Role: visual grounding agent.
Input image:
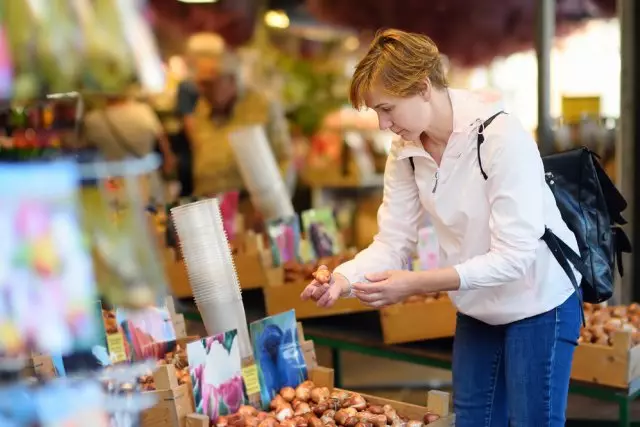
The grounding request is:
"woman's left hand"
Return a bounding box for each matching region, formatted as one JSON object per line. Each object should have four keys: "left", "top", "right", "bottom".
{"left": 352, "top": 270, "right": 420, "bottom": 308}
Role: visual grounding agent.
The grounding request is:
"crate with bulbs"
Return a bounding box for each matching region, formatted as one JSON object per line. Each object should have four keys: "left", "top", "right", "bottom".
{"left": 264, "top": 253, "right": 377, "bottom": 320}
{"left": 571, "top": 302, "right": 640, "bottom": 389}
{"left": 213, "top": 368, "right": 452, "bottom": 427}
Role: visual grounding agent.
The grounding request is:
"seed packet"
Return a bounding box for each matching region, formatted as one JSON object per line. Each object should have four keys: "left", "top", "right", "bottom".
{"left": 249, "top": 310, "right": 307, "bottom": 409}
{"left": 266, "top": 215, "right": 301, "bottom": 267}
{"left": 187, "top": 330, "right": 246, "bottom": 422}
{"left": 301, "top": 208, "right": 340, "bottom": 258}
{"left": 0, "top": 161, "right": 100, "bottom": 356}
{"left": 116, "top": 305, "right": 176, "bottom": 362}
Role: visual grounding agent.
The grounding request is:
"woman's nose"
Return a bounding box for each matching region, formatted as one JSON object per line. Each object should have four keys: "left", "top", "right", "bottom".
{"left": 378, "top": 115, "right": 391, "bottom": 131}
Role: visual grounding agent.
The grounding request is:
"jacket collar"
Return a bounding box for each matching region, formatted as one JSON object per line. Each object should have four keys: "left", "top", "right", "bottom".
{"left": 393, "top": 88, "right": 506, "bottom": 159}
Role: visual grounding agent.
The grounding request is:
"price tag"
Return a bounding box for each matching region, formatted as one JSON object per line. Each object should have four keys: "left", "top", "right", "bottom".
{"left": 106, "top": 333, "right": 127, "bottom": 363}
{"left": 241, "top": 364, "right": 261, "bottom": 395}
{"left": 561, "top": 96, "right": 601, "bottom": 124}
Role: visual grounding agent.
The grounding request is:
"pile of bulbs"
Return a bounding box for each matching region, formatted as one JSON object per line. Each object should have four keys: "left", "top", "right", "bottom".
{"left": 218, "top": 380, "right": 442, "bottom": 427}
{"left": 580, "top": 302, "right": 640, "bottom": 346}
{"left": 138, "top": 345, "right": 190, "bottom": 391}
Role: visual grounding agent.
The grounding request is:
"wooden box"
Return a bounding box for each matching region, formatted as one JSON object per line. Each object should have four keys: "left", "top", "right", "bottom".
{"left": 379, "top": 298, "right": 457, "bottom": 344}
{"left": 141, "top": 365, "right": 195, "bottom": 427}
{"left": 309, "top": 367, "right": 453, "bottom": 427}
{"left": 263, "top": 280, "right": 374, "bottom": 319}
{"left": 571, "top": 330, "right": 640, "bottom": 389}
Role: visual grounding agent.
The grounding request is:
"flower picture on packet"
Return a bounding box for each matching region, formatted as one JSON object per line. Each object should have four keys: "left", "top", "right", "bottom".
{"left": 187, "top": 330, "right": 246, "bottom": 422}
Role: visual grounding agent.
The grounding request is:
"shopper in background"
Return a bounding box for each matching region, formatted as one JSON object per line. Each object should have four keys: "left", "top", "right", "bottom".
{"left": 301, "top": 29, "right": 580, "bottom": 427}
{"left": 173, "top": 33, "right": 226, "bottom": 197}
{"left": 188, "top": 42, "right": 293, "bottom": 203}
{"left": 82, "top": 91, "right": 177, "bottom": 204}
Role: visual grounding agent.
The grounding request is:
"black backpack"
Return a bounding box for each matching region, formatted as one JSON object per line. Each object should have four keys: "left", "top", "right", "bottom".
{"left": 409, "top": 111, "right": 632, "bottom": 316}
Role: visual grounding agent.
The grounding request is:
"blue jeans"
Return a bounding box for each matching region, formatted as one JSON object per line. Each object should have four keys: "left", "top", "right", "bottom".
{"left": 452, "top": 292, "right": 581, "bottom": 427}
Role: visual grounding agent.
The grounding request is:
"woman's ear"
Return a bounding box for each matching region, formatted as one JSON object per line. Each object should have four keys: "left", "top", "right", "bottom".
{"left": 420, "top": 78, "right": 432, "bottom": 102}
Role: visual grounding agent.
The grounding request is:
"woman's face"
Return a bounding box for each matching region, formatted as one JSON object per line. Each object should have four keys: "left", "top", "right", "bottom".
{"left": 365, "top": 86, "right": 432, "bottom": 142}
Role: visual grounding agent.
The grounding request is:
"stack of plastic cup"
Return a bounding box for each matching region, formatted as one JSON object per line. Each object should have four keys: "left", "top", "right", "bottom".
{"left": 170, "top": 198, "right": 252, "bottom": 360}
{"left": 229, "top": 125, "right": 295, "bottom": 221}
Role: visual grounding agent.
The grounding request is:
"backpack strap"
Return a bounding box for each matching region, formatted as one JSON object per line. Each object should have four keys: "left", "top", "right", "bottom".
{"left": 541, "top": 228, "right": 586, "bottom": 326}
{"left": 477, "top": 111, "right": 506, "bottom": 180}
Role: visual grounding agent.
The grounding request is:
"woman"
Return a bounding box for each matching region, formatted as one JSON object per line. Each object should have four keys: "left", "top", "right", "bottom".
{"left": 300, "top": 29, "right": 581, "bottom": 427}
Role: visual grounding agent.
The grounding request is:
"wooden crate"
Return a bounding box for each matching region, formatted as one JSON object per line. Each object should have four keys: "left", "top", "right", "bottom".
{"left": 309, "top": 367, "right": 453, "bottom": 427}
{"left": 141, "top": 365, "right": 195, "bottom": 427}
{"left": 263, "top": 280, "right": 374, "bottom": 319}
{"left": 571, "top": 330, "right": 640, "bottom": 389}
{"left": 379, "top": 298, "right": 457, "bottom": 344}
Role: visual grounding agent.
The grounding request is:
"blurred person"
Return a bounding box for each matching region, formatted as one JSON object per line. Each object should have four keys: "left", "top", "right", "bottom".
{"left": 189, "top": 46, "right": 293, "bottom": 207}
{"left": 301, "top": 29, "right": 581, "bottom": 427}
{"left": 172, "top": 33, "right": 227, "bottom": 197}
{"left": 82, "top": 92, "right": 177, "bottom": 204}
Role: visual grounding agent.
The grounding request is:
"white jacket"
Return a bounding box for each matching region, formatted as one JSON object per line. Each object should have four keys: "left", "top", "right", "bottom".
{"left": 334, "top": 89, "right": 580, "bottom": 325}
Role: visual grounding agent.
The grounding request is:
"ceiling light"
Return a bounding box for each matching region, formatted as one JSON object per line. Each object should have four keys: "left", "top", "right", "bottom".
{"left": 264, "top": 10, "right": 290, "bottom": 29}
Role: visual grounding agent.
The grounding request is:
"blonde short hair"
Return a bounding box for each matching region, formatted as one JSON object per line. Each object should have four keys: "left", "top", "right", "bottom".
{"left": 349, "top": 29, "right": 448, "bottom": 110}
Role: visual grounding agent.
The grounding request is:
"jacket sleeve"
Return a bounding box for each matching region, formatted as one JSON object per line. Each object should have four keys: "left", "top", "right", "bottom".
{"left": 453, "top": 115, "right": 545, "bottom": 290}
{"left": 334, "top": 150, "right": 423, "bottom": 285}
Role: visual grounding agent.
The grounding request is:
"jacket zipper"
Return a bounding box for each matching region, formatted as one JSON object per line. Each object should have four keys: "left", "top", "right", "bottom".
{"left": 432, "top": 169, "right": 440, "bottom": 193}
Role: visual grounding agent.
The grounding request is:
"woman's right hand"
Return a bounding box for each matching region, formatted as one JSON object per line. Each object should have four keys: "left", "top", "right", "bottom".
{"left": 300, "top": 265, "right": 350, "bottom": 308}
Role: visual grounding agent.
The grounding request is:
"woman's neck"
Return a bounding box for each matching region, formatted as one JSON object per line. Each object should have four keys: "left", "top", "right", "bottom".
{"left": 421, "top": 88, "right": 453, "bottom": 147}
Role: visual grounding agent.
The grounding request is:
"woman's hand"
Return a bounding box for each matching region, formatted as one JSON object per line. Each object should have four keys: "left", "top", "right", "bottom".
{"left": 300, "top": 266, "right": 350, "bottom": 308}
{"left": 352, "top": 270, "right": 420, "bottom": 308}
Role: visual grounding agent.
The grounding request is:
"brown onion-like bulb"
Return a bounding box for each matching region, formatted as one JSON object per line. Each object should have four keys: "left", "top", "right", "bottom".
{"left": 277, "top": 406, "right": 294, "bottom": 422}
{"left": 308, "top": 416, "right": 323, "bottom": 427}
{"left": 258, "top": 419, "right": 279, "bottom": 427}
{"left": 281, "top": 420, "right": 297, "bottom": 427}
{"left": 334, "top": 409, "right": 351, "bottom": 425}
{"left": 295, "top": 385, "right": 312, "bottom": 402}
{"left": 294, "top": 403, "right": 311, "bottom": 416}
{"left": 406, "top": 420, "right": 423, "bottom": 427}
{"left": 311, "top": 387, "right": 331, "bottom": 403}
{"left": 217, "top": 416, "right": 229, "bottom": 427}
{"left": 344, "top": 394, "right": 366, "bottom": 411}
{"left": 367, "top": 405, "right": 384, "bottom": 415}
{"left": 271, "top": 395, "right": 287, "bottom": 410}
{"left": 330, "top": 390, "right": 350, "bottom": 402}
{"left": 344, "top": 417, "right": 359, "bottom": 427}
{"left": 244, "top": 417, "right": 259, "bottom": 427}
{"left": 321, "top": 413, "right": 335, "bottom": 424}
{"left": 281, "top": 387, "right": 296, "bottom": 402}
{"left": 423, "top": 413, "right": 441, "bottom": 424}
{"left": 313, "top": 403, "right": 328, "bottom": 416}
{"left": 239, "top": 405, "right": 259, "bottom": 417}
{"left": 293, "top": 416, "right": 308, "bottom": 427}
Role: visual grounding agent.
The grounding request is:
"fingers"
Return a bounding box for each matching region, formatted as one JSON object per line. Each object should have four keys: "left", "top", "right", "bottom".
{"left": 365, "top": 270, "right": 390, "bottom": 282}
{"left": 354, "top": 291, "right": 384, "bottom": 304}
{"left": 300, "top": 280, "right": 320, "bottom": 300}
{"left": 317, "top": 284, "right": 342, "bottom": 308}
{"left": 352, "top": 281, "right": 387, "bottom": 294}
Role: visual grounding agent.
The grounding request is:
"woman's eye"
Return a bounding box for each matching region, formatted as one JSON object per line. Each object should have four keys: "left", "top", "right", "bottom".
{"left": 381, "top": 107, "right": 393, "bottom": 112}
